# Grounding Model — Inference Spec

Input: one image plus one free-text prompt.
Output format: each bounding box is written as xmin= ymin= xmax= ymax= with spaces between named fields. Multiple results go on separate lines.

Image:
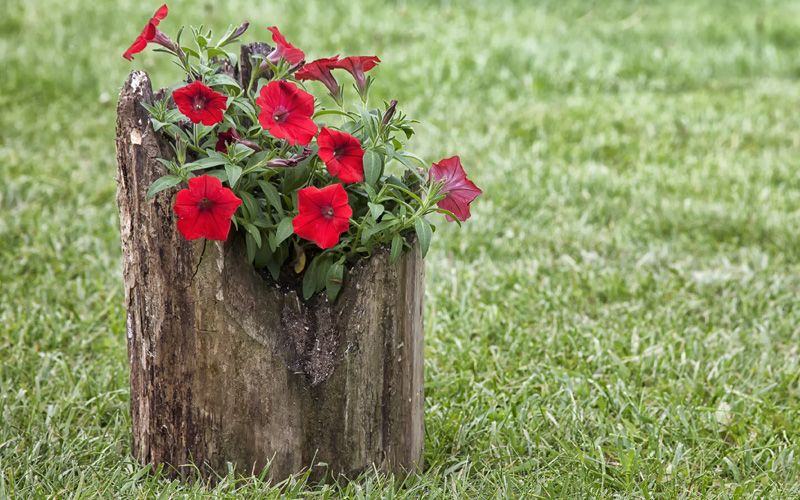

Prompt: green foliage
xmin=143 ymin=34 xmax=449 ymax=301
xmin=3 ymin=0 xmax=800 ymax=497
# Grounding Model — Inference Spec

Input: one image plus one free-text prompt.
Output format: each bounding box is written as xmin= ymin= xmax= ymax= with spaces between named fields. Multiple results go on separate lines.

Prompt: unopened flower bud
xmin=382 ymin=100 xmax=398 ymax=127
xmin=267 ymin=147 xmax=312 ymax=168
xmin=231 ymin=21 xmax=249 ymax=41
xmin=152 ymin=29 xmax=179 ymax=54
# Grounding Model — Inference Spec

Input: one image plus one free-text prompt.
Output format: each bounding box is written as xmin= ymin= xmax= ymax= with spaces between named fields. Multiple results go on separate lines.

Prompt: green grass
xmin=3 ymin=0 xmax=800 ymax=496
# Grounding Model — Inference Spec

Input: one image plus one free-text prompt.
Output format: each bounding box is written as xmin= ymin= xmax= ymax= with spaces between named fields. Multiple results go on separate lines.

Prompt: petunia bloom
xmin=215 ymin=128 xmax=262 ymax=153
xmin=123 ymin=4 xmax=173 ymax=61
xmin=292 ymin=184 xmax=352 ymax=249
xmin=316 ymin=128 xmax=364 ymax=183
xmin=173 ymin=175 xmax=242 ymax=241
xmin=295 ymin=56 xmax=342 ymax=104
xmin=173 ymin=81 xmax=228 ymax=126
xmin=215 ymin=128 xmax=241 ymax=152
xmin=266 ymin=26 xmax=305 ymax=65
xmin=256 ymin=81 xmax=317 ymax=146
xmin=333 ymin=56 xmax=380 ymax=97
xmin=429 ymin=156 xmax=482 ymax=222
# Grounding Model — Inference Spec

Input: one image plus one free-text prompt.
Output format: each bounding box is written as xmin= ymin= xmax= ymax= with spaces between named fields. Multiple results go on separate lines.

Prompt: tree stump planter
xmin=115 ymin=70 xmax=425 ymax=480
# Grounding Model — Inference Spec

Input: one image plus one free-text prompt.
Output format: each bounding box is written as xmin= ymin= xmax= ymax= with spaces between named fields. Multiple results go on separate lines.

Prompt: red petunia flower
xmin=173 ymin=175 xmax=242 ymax=241
xmin=292 ymin=184 xmax=352 ymax=249
xmin=316 ymin=128 xmax=364 ymax=183
xmin=266 ymin=26 xmax=305 ymax=65
xmin=429 ymin=156 xmax=482 ymax=222
xmin=256 ymin=81 xmax=317 ymax=146
xmin=173 ymin=81 xmax=228 ymax=126
xmin=215 ymin=128 xmax=262 ymax=153
xmin=295 ymin=56 xmax=342 ymax=103
xmin=333 ymin=56 xmax=380 ymax=96
xmin=215 ymin=128 xmax=241 ymax=152
xmin=123 ymin=4 xmax=171 ymax=61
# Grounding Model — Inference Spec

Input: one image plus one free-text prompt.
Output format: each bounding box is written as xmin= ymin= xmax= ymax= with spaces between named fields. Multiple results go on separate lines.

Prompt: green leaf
xmin=363 ymin=183 xmax=378 ymax=200
xmin=225 ymin=163 xmax=243 ymax=188
xmin=275 ymin=217 xmax=294 ymax=246
xmin=433 ymin=207 xmax=462 ymax=226
xmin=414 ymin=217 xmax=432 ymax=257
xmin=238 ymin=191 xmax=261 ymax=220
xmin=206 ymin=46 xmax=231 ymax=60
xmin=247 ymin=150 xmax=269 ymax=169
xmin=366 ymin=219 xmax=400 ymax=243
xmin=155 ymin=158 xmax=180 ymax=174
xmin=281 ymin=161 xmax=312 ymax=192
xmin=184 ymin=155 xmax=227 ymax=171
xmin=181 ymin=46 xmax=201 ymax=59
xmin=232 ymin=143 xmax=256 ymax=159
xmin=396 ymin=150 xmax=427 ymax=168
xmin=253 ymin=238 xmax=272 ymax=268
xmin=390 ymin=233 xmax=404 ymax=264
xmin=265 ymin=246 xmax=287 ymax=280
xmin=150 ymin=117 xmax=167 ymax=132
xmin=140 ymin=101 xmax=160 ymax=118
xmin=363 ymin=149 xmax=383 ymax=186
xmin=243 ymin=222 xmax=262 ymax=248
xmin=302 ymin=255 xmax=333 ymax=300
xmin=368 ymin=202 xmax=384 ymax=220
xmin=326 ymin=260 xmax=344 ymax=301
xmin=206 ymin=169 xmax=228 ymax=182
xmin=146 ymin=175 xmax=182 ymax=199
xmin=231 ymin=97 xmax=256 ymax=117
xmin=266 ymin=257 xmax=281 ymax=280
xmin=165 ymin=108 xmax=184 ymax=123
xmin=245 ymin=232 xmax=257 ymax=263
xmin=258 ymin=180 xmax=284 ymax=214
xmin=313 ymin=109 xmax=354 ymax=119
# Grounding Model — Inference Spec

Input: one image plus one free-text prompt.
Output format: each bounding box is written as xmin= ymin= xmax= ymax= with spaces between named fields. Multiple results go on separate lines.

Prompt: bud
xmin=267 ymin=147 xmax=312 ymax=168
xmin=288 ymin=60 xmax=305 ymax=75
xmin=218 ymin=21 xmax=249 ymax=47
xmin=230 ymin=21 xmax=250 ymax=41
xmin=152 ymin=29 xmax=179 ymax=55
xmin=257 ymin=61 xmax=271 ymax=77
xmin=239 ymin=139 xmax=262 ymax=152
xmin=381 ymin=100 xmax=398 ymax=127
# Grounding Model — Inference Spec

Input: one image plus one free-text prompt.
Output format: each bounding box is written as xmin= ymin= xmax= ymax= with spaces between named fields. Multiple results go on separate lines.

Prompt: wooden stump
xmin=114 ymin=70 xmax=425 ymax=480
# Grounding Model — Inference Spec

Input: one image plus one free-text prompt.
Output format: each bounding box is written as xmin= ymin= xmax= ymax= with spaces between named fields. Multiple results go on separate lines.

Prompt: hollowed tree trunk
xmin=114 ymin=69 xmax=424 ymax=480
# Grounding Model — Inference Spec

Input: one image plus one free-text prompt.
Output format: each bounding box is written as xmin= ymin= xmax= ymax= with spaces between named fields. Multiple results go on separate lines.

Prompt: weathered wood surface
xmin=114 ymin=70 xmax=424 ymax=480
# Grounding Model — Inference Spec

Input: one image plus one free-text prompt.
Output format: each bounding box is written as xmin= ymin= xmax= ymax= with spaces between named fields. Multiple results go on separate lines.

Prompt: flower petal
xmin=429 ymin=156 xmax=481 ymax=222
xmin=151 ymin=4 xmax=168 ymax=24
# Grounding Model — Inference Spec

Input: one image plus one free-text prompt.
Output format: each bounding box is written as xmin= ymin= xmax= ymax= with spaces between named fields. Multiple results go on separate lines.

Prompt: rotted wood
xmin=114 ymin=70 xmax=424 ymax=480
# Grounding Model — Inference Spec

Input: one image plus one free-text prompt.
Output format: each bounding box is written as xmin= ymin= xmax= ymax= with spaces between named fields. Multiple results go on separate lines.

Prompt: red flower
xmin=215 ymin=128 xmax=262 ymax=153
xmin=173 ymin=175 xmax=242 ymax=241
xmin=295 ymin=56 xmax=342 ymax=103
xmin=333 ymin=56 xmax=380 ymax=95
xmin=266 ymin=26 xmax=305 ymax=65
xmin=316 ymin=128 xmax=364 ymax=183
xmin=215 ymin=128 xmax=241 ymax=152
xmin=292 ymin=184 xmax=352 ymax=249
xmin=256 ymin=81 xmax=317 ymax=146
xmin=123 ymin=4 xmax=170 ymax=60
xmin=173 ymin=81 xmax=228 ymax=126
xmin=429 ymin=156 xmax=482 ymax=222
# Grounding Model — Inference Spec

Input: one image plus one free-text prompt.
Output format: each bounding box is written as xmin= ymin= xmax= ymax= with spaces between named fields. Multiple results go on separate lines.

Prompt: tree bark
xmin=114 ymin=70 xmax=424 ymax=480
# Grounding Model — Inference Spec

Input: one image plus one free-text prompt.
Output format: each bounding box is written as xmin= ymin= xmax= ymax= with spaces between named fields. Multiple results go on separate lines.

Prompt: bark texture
xmin=115 ymin=70 xmax=424 ymax=480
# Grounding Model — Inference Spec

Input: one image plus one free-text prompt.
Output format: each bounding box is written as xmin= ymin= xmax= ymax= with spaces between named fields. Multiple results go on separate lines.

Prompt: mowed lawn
xmin=3 ymin=0 xmax=800 ymax=496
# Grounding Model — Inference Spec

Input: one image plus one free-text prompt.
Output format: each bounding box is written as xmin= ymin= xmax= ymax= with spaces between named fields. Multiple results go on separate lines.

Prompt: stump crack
xmin=280 ymin=294 xmax=339 ymax=386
